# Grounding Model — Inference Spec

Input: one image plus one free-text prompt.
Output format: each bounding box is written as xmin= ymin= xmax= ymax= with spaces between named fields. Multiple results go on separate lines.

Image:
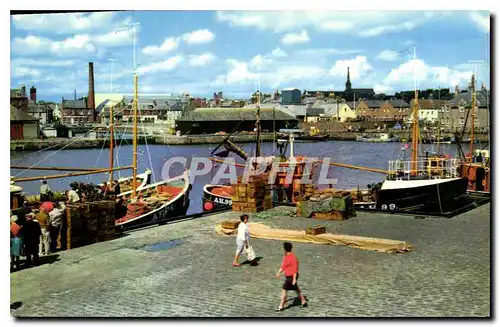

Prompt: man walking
xmin=23 ymin=213 xmax=41 ymax=267
xmin=275 ymin=242 xmax=308 ymax=311
xmin=232 ymin=214 xmax=250 ymax=267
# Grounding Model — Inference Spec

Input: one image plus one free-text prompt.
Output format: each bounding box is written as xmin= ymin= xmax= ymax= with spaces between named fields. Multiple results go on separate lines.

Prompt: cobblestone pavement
xmin=10 ymin=204 xmax=490 ymax=318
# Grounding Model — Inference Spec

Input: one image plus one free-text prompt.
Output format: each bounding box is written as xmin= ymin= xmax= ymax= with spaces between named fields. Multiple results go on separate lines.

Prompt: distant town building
xmin=281 ymin=88 xmax=302 ymax=105
xmin=28 ymin=102 xmax=56 ymax=125
xmin=10 ymin=105 xmax=39 ymax=140
xmin=10 ymin=86 xmax=28 ymax=113
xmin=355 ymin=100 xmax=383 ymax=121
xmin=61 ymin=62 xmax=97 ymax=125
xmin=176 ymin=107 xmax=298 ymax=134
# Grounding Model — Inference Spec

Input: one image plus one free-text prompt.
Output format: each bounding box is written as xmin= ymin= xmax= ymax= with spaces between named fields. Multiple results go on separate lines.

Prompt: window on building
xmin=460 ymin=118 xmax=465 ymax=125
xmin=459 ymin=106 xmax=465 ymax=112
xmin=148 ymin=105 xmax=154 ymax=109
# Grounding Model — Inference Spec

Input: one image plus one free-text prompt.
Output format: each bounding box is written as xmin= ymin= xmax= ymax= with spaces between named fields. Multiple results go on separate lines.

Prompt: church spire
xmin=345 ymin=66 xmax=352 ymax=91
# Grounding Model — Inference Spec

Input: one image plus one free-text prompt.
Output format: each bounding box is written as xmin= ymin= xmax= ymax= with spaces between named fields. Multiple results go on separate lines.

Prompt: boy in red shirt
xmin=275 ymin=242 xmax=308 ymax=311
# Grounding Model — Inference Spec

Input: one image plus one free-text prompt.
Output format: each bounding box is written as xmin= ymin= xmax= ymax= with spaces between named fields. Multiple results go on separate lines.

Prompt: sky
xmin=10 ymin=10 xmax=490 ymax=102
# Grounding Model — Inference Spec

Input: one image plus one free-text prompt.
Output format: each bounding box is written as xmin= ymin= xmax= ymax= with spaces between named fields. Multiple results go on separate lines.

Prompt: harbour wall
xmin=11 ymin=132 xmax=490 ymax=151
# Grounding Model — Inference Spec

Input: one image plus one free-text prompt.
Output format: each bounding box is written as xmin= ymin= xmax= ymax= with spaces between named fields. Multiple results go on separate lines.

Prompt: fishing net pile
xmin=215 ymin=221 xmax=412 ymax=254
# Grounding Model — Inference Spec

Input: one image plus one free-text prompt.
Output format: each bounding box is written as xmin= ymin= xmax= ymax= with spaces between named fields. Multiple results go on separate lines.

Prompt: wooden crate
xmin=312 ymin=211 xmax=347 ymax=221
xmin=306 ymin=225 xmax=326 ymax=235
xmin=221 ymin=220 xmax=240 ymax=229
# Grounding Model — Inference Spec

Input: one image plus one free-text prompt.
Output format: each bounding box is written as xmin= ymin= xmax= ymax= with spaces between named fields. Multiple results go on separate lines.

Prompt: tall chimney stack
xmin=30 ymin=86 xmax=37 ymax=102
xmin=88 ymin=62 xmax=96 ymax=122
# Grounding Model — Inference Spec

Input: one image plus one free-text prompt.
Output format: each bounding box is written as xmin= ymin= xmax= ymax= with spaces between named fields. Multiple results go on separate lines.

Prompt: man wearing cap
xmin=23 ymin=213 xmax=41 ymax=266
xmin=16 ymin=201 xmax=31 ymax=227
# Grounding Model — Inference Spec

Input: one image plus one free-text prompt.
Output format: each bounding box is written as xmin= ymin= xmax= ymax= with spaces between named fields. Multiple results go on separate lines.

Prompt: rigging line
xmin=13 ymin=123 xmax=106 ymax=178
xmin=11 ymin=141 xmax=65 ymax=164
xmin=140 ymin=119 xmax=156 ymax=183
xmin=93 ymin=124 xmax=109 ymax=169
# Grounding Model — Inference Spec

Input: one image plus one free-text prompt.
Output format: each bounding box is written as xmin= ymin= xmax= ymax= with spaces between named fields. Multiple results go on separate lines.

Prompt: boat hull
xmin=202 ymin=185 xmax=232 ymax=212
xmin=376 ymin=177 xmax=469 ymax=212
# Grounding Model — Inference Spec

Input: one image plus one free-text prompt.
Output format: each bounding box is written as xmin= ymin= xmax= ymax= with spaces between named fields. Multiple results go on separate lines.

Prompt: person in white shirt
xmin=233 ymin=214 xmax=250 ymax=267
xmin=67 ymin=188 xmax=80 ymax=203
xmin=49 ymin=202 xmax=66 ymax=252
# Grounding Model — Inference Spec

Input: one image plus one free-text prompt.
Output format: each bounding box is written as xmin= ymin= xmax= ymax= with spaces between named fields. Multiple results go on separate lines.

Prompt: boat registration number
xmin=214 ymin=197 xmax=232 ymax=205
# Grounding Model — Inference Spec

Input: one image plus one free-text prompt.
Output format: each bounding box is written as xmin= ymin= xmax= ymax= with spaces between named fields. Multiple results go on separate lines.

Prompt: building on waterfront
xmin=60 ymin=98 xmax=97 ymax=125
xmin=354 ymin=100 xmax=383 ymax=121
xmin=443 ymin=89 xmax=490 ymax=132
xmin=312 ymin=100 xmax=356 ymax=122
xmin=379 ymin=99 xmax=410 ymax=123
xmin=10 ymin=86 xmax=29 ymax=113
xmin=60 ymin=62 xmax=97 ymax=125
xmin=279 ymin=104 xmax=307 ymax=121
xmin=281 ymin=88 xmax=302 ymax=105
xmin=27 ymin=102 xmax=56 ymax=126
xmin=175 ymin=107 xmax=298 ymax=134
xmin=408 ymin=99 xmax=443 ymax=125
xmin=10 ymin=105 xmax=39 ymax=140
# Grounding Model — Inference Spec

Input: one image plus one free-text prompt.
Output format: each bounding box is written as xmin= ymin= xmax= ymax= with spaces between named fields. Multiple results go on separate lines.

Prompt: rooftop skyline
xmin=10 ymin=11 xmax=490 ymax=102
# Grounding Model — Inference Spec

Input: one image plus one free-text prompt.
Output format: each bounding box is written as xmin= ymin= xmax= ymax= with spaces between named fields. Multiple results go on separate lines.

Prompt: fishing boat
xmin=457 ymin=74 xmax=491 ymax=194
xmin=277 ymin=128 xmax=328 ymax=142
xmin=202 ymin=184 xmax=233 ymax=212
xmin=360 ymin=49 xmax=468 ymax=213
xmin=115 ymin=170 xmax=191 ymax=227
xmin=356 ymin=133 xmax=397 ymax=142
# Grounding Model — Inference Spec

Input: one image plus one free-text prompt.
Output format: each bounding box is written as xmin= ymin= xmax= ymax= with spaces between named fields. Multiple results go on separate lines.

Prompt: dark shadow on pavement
xmin=283 ymin=295 xmax=309 ymax=311
xmin=11 ymin=254 xmax=60 ymax=273
xmin=10 ymin=302 xmax=23 ymax=311
xmin=241 ymin=256 xmax=263 ymax=266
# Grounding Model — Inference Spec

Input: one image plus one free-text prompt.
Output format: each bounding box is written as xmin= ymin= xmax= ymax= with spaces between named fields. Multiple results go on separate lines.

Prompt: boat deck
xmin=11 ymin=204 xmax=490 ymax=317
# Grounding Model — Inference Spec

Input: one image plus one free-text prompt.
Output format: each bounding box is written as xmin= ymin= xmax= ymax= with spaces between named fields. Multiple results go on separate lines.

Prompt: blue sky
xmin=10 ymin=10 xmax=490 ymax=101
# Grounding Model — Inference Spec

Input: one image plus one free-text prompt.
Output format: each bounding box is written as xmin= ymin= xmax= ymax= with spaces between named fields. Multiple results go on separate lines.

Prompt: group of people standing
xmin=232 ymin=214 xmax=308 ymax=312
xmin=10 ymin=200 xmax=66 ymax=270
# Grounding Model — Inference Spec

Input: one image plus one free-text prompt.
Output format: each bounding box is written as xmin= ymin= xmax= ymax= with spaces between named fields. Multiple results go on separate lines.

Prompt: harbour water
xmin=10 ymin=141 xmax=486 ymax=214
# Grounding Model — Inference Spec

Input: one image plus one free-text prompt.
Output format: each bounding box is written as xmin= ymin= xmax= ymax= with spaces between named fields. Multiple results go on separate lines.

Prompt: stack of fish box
xmin=232 ymin=174 xmax=273 ymax=213
xmin=63 ymin=200 xmax=116 ymax=250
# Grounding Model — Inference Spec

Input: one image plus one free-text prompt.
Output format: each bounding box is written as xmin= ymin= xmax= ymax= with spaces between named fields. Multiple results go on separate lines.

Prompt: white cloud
xmin=142 ymin=37 xmax=180 ymax=56
xmin=216 ymin=11 xmax=451 ymax=37
xmin=136 ymin=56 xmax=184 ymax=74
xmin=271 ymin=48 xmax=288 ymax=58
xmin=214 ymin=57 xmax=326 ymax=89
xmin=11 ymin=66 xmax=42 ymax=78
xmin=93 ymin=28 xmax=136 ymax=47
xmin=373 ymin=84 xmax=394 ymax=94
xmin=281 ymin=30 xmax=310 ymax=45
xmin=182 ymin=29 xmax=215 ymax=45
xmin=358 ymin=22 xmax=415 ymax=37
xmin=469 ymin=12 xmax=490 ymax=33
xmin=11 ymin=12 xmax=117 ymax=34
xmin=383 ymin=59 xmax=474 ymax=90
xmin=376 ymin=50 xmax=399 ymax=62
xmin=11 ymin=58 xmax=76 ymax=67
xmin=12 ymin=34 xmax=96 ymax=57
xmin=329 ymin=56 xmax=373 ymax=80
xmin=188 ymin=53 xmax=216 ymax=67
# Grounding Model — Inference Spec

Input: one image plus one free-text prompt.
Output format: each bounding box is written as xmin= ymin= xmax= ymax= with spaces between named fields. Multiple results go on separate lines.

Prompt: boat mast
xmin=470 ymin=74 xmax=476 ymax=160
xmin=132 ymin=74 xmax=138 ymax=198
xmin=109 ymin=105 xmax=114 ymax=183
xmin=255 ymin=65 xmax=261 ymax=158
xmin=410 ymin=47 xmax=419 ymax=175
xmin=436 ymin=86 xmax=440 ymax=154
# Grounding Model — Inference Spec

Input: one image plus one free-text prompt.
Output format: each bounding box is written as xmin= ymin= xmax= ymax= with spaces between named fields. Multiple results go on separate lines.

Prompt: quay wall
xmin=11 ymin=132 xmax=490 ymax=151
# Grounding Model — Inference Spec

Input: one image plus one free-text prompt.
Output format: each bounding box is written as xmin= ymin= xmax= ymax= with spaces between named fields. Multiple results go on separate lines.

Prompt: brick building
xmin=60 ymin=62 xmax=96 ymax=125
